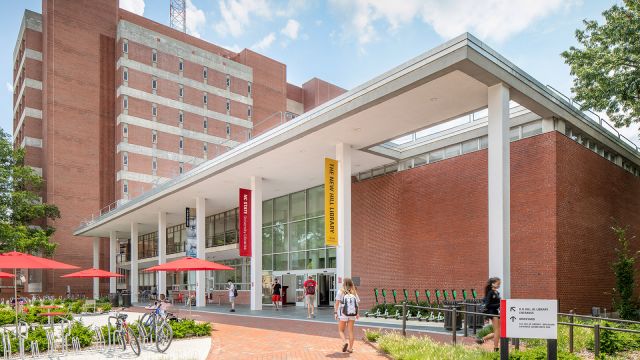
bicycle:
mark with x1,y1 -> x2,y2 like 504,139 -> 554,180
111,311 -> 141,356
139,307 -> 173,353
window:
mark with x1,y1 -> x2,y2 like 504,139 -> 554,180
178,111 -> 184,124
152,157 -> 157,171
203,118 -> 208,129
203,143 -> 208,152
179,85 -> 184,98
152,104 -> 157,117
226,123 -> 231,136
152,78 -> 157,90
248,82 -> 252,97
462,139 -> 479,154
123,152 -> 128,166
179,162 -> 184,174
226,75 -> 231,89
248,106 -> 252,118
123,96 -> 128,110
122,123 -> 128,136
123,67 -> 128,81
122,40 -> 128,54
203,93 -> 208,104
226,99 -> 230,112
152,130 -> 157,144
179,58 -> 184,71
179,136 -> 184,150
248,130 -> 252,140
522,121 -> 543,138
203,67 -> 208,79
152,49 -> 157,63
123,180 -> 128,194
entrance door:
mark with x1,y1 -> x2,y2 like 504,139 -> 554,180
317,273 -> 336,307
295,275 -> 306,306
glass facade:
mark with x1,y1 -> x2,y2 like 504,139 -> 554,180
262,185 -> 336,272
205,209 -> 238,247
166,224 -> 186,255
138,232 -> 158,259
207,258 -> 249,290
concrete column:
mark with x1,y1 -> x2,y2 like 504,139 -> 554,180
158,211 -> 167,297
336,143 -> 352,285
93,238 -> 100,299
487,83 -> 511,298
109,231 -> 117,294
130,222 -> 139,303
542,117 -> 555,133
250,176 -> 263,310
196,197 -> 206,307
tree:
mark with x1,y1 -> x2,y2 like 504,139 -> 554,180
610,225 -> 638,320
561,0 -> 640,130
0,128 -> 59,255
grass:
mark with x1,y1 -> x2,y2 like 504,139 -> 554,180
377,333 -> 496,360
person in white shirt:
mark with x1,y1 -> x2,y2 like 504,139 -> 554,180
334,278 -> 360,353
226,280 -> 236,312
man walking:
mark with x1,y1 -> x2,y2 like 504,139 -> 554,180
303,275 -> 317,318
226,280 -> 236,312
272,278 -> 282,311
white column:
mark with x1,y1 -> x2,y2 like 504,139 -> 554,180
93,238 -> 100,299
487,83 -> 511,298
250,176 -> 263,310
158,212 -> 167,297
195,197 -> 206,307
336,143 -> 352,285
130,222 -> 139,303
109,231 -> 117,294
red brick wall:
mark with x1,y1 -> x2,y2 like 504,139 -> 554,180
556,134 -> 640,313
352,133 -> 558,309
302,78 -> 346,112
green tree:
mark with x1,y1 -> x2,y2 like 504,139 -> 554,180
611,225 -> 638,320
561,0 -> 640,129
0,128 -> 59,255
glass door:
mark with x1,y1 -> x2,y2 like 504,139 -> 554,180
328,273 -> 336,306
295,275 -> 305,306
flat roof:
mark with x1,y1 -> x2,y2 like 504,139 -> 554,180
75,33 -> 640,238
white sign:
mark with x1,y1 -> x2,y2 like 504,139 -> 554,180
502,299 -> 558,339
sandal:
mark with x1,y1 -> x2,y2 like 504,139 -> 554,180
342,343 -> 349,352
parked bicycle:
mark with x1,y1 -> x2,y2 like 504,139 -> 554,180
139,305 -> 173,353
111,311 -> 141,356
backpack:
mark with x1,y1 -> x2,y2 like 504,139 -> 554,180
306,282 -> 316,295
233,285 -> 238,298
341,292 -> 359,317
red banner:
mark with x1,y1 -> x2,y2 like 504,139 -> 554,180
239,188 -> 252,257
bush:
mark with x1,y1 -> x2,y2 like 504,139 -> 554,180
507,347 -> 580,360
169,319 -> 212,339
364,329 -> 381,342
611,225 -> 639,320
32,300 -> 41,306
26,325 -> 49,353
70,300 -> 84,314
0,309 -> 17,326
100,303 -> 112,313
64,321 -> 94,348
42,299 -> 52,306
53,299 -> 62,305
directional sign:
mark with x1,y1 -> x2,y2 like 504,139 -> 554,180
500,299 -> 558,339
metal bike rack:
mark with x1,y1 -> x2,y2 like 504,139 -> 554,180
72,337 -> 80,352
30,340 -> 39,358
93,326 -> 106,351
46,329 -> 56,355
2,331 -> 12,359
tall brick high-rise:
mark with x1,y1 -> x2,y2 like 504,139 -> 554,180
11,0 -> 345,296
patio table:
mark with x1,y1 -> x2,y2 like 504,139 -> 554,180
38,311 -> 66,328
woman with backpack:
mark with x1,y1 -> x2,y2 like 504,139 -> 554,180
476,277 -> 501,351
334,278 -> 360,353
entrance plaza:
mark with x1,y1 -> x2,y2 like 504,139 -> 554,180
75,33 -> 640,317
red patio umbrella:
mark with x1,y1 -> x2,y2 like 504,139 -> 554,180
145,257 -> 232,313
61,268 -> 123,278
0,251 -> 78,332
0,271 -> 15,278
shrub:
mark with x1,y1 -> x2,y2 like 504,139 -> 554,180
64,321 -> 94,348
611,225 -> 639,320
100,303 -> 112,313
0,309 -> 17,326
169,319 -> 212,339
42,299 -> 52,306
26,326 -> 49,352
53,299 -> 62,305
70,300 -> 84,314
364,329 -> 381,342
32,300 -> 41,306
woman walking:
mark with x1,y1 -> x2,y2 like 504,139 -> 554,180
476,277 -> 501,351
334,278 -> 360,353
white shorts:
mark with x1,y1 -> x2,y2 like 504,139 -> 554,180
305,294 -> 315,305
229,296 -> 236,303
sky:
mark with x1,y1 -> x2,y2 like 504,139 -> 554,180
1,0 -> 637,143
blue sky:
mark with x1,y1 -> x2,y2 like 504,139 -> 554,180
2,0 -> 635,141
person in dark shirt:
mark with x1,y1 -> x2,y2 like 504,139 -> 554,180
272,278 -> 282,311
476,277 -> 501,351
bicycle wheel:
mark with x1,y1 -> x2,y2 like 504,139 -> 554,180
155,321 -> 173,353
117,331 -> 127,352
126,327 -> 141,356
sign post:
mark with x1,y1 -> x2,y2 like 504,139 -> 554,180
500,299 -> 558,360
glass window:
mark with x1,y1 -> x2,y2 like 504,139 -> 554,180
274,196 -> 289,224
274,254 -> 288,271
290,251 -> 306,270
522,121 -> 543,138
152,78 -> 157,90
214,214 -> 224,246
444,145 -> 460,158
273,224 -> 288,253
289,221 -> 306,252
462,139 -> 479,154
262,227 -> 272,254
307,249 -> 326,270
262,255 -> 273,271
225,209 -> 237,244
480,136 -> 488,149
179,59 -> 183,71
123,96 -> 128,110
226,75 -> 231,89
306,217 -> 324,250
248,82 -> 252,96
262,199 -> 273,226
179,112 -> 184,124
226,123 -> 231,136
123,68 -> 128,81
203,93 -> 208,104
203,67 -> 208,79
428,150 -> 444,163
123,40 -> 128,53
152,49 -> 157,63
306,186 -> 323,218
290,191 -> 305,221
327,247 -> 337,268
226,99 -> 230,112
510,127 -> 520,141
203,118 -> 208,129
179,85 -> 184,97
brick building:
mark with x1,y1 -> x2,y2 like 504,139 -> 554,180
11,1 -> 344,296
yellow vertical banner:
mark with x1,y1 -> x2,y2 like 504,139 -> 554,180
324,158 -> 338,246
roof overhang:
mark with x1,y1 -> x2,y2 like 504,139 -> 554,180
74,33 -> 639,238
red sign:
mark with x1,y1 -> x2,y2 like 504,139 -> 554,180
239,188 -> 252,257
500,299 -> 507,338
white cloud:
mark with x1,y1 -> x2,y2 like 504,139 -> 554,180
251,32 -> 276,50
215,0 -> 272,37
280,19 -> 300,40
119,0 -> 145,15
5,82 -> 12,93
186,0 -> 206,38
330,0 -> 575,46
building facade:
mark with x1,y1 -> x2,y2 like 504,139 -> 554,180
10,1 -> 344,296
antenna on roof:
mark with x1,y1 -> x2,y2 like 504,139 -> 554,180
169,0 -> 186,33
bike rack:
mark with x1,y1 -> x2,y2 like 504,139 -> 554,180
30,340 -> 39,358
93,326 -> 105,350
72,337 -> 80,352
46,329 -> 55,355
2,331 -> 11,359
